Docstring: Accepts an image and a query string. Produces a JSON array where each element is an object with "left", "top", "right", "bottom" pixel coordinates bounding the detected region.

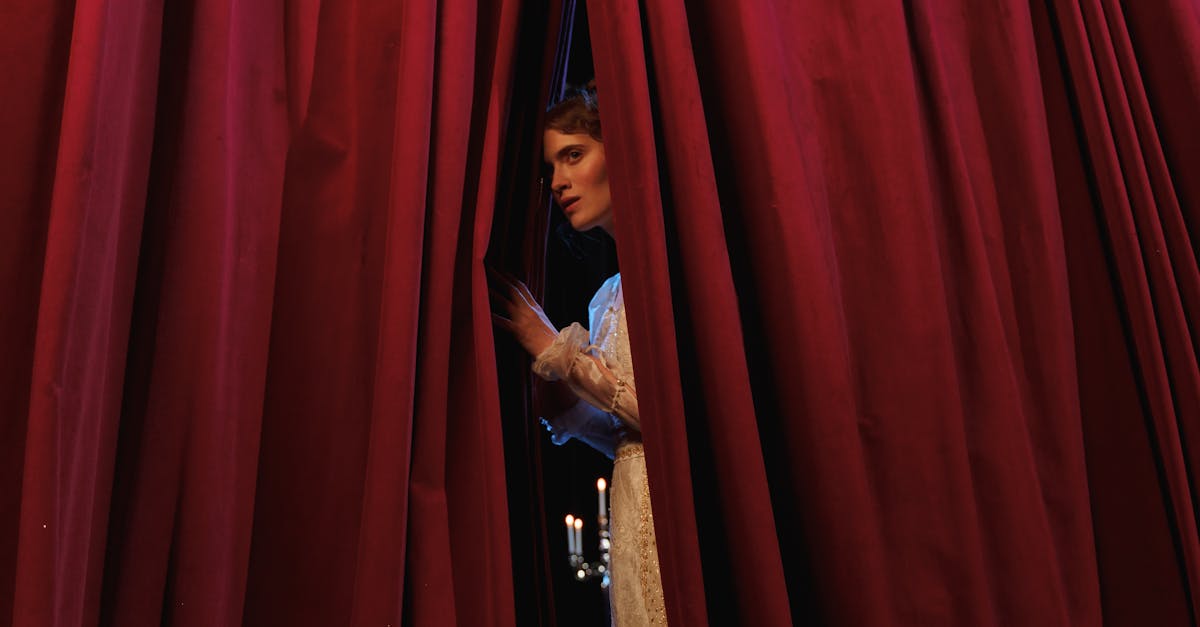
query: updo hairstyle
[{"left": 545, "top": 80, "right": 602, "bottom": 141}]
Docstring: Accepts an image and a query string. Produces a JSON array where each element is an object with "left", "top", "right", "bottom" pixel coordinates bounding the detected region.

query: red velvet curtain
[
  {"left": 5, "top": 0, "right": 1200, "bottom": 625},
  {"left": 1, "top": 0, "right": 531, "bottom": 625},
  {"left": 589, "top": 0, "right": 1200, "bottom": 625}
]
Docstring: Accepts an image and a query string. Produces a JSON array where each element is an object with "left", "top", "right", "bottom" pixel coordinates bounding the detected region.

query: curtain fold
[
  {"left": 4, "top": 0, "right": 1199, "bottom": 625},
  {"left": 11, "top": 1, "right": 165, "bottom": 624},
  {"left": 1, "top": 0, "right": 529, "bottom": 625},
  {"left": 590, "top": 0, "right": 1199, "bottom": 625},
  {"left": 1039, "top": 0, "right": 1200, "bottom": 622}
]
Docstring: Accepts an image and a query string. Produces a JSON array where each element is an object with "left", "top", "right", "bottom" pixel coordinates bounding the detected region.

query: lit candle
[
  {"left": 565, "top": 515, "right": 576, "bottom": 555},
  {"left": 573, "top": 517, "right": 583, "bottom": 556},
  {"left": 597, "top": 478, "right": 608, "bottom": 521}
]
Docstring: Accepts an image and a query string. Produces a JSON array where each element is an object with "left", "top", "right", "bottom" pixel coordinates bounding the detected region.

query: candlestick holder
[
  {"left": 563, "top": 478, "right": 611, "bottom": 588},
  {"left": 567, "top": 512, "right": 610, "bottom": 588}
]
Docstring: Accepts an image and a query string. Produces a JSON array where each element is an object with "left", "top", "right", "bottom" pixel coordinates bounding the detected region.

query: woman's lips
[{"left": 561, "top": 197, "right": 581, "bottom": 213}]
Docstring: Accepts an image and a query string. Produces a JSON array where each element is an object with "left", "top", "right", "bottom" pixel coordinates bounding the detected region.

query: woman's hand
[{"left": 488, "top": 267, "right": 558, "bottom": 358}]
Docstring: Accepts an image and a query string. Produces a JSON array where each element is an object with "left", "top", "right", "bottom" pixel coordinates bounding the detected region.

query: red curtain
[
  {"left": 589, "top": 0, "right": 1199, "bottom": 625},
  {"left": 5, "top": 0, "right": 1200, "bottom": 625},
  {"left": 0, "top": 0, "right": 533, "bottom": 625}
]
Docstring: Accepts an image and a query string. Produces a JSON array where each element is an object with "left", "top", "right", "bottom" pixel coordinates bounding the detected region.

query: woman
[{"left": 490, "top": 84, "right": 667, "bottom": 626}]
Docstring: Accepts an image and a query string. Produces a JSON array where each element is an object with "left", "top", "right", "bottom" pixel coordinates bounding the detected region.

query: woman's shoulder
[
  {"left": 592, "top": 272, "right": 621, "bottom": 301},
  {"left": 600, "top": 272, "right": 621, "bottom": 292},
  {"left": 587, "top": 273, "right": 622, "bottom": 325}
]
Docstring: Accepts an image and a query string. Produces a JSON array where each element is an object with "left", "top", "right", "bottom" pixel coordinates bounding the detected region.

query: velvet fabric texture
[
  {"left": 2, "top": 0, "right": 1199, "bottom": 625},
  {"left": 1, "top": 0, "right": 529, "bottom": 625},
  {"left": 588, "top": 0, "right": 1199, "bottom": 625}
]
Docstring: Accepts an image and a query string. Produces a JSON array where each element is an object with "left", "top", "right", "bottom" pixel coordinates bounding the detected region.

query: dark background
[{"left": 494, "top": 2, "right": 617, "bottom": 625}]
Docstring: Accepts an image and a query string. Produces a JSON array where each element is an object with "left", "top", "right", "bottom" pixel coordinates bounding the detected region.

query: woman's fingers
[
  {"left": 502, "top": 276, "right": 538, "bottom": 310},
  {"left": 489, "top": 284, "right": 537, "bottom": 329},
  {"left": 485, "top": 265, "right": 539, "bottom": 306},
  {"left": 491, "top": 311, "right": 514, "bottom": 331},
  {"left": 484, "top": 268, "right": 548, "bottom": 321},
  {"left": 511, "top": 276, "right": 535, "bottom": 302},
  {"left": 486, "top": 265, "right": 520, "bottom": 289},
  {"left": 487, "top": 282, "right": 510, "bottom": 304},
  {"left": 487, "top": 286, "right": 513, "bottom": 317},
  {"left": 484, "top": 266, "right": 557, "bottom": 356},
  {"left": 485, "top": 267, "right": 513, "bottom": 297}
]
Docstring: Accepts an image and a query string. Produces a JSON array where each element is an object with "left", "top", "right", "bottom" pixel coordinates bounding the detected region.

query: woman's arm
[
  {"left": 489, "top": 268, "right": 639, "bottom": 432},
  {"left": 531, "top": 322, "right": 640, "bottom": 432}
]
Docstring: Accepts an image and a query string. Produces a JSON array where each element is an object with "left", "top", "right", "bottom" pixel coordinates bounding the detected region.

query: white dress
[{"left": 532, "top": 273, "right": 668, "bottom": 626}]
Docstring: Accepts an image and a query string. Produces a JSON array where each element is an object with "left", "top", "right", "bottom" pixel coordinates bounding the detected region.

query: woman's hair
[{"left": 545, "top": 80, "right": 601, "bottom": 141}]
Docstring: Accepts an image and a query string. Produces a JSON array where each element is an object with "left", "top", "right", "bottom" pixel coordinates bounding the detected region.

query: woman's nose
[{"left": 551, "top": 172, "right": 569, "bottom": 193}]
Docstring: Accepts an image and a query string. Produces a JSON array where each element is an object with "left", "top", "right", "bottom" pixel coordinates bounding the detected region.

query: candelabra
[{"left": 563, "top": 478, "right": 611, "bottom": 588}]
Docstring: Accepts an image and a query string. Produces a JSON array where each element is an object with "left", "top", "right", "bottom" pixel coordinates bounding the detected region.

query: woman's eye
[{"left": 568, "top": 150, "right": 583, "bottom": 161}]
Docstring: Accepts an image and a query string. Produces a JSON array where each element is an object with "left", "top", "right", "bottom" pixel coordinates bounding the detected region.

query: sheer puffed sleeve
[
  {"left": 532, "top": 322, "right": 641, "bottom": 432},
  {"left": 539, "top": 399, "right": 622, "bottom": 459}
]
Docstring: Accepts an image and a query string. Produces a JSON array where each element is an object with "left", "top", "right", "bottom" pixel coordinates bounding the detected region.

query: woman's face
[{"left": 543, "top": 129, "right": 612, "bottom": 234}]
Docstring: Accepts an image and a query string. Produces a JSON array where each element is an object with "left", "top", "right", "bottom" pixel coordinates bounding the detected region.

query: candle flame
[
  {"left": 573, "top": 518, "right": 583, "bottom": 530},
  {"left": 597, "top": 478, "right": 607, "bottom": 491},
  {"left": 566, "top": 514, "right": 575, "bottom": 526}
]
